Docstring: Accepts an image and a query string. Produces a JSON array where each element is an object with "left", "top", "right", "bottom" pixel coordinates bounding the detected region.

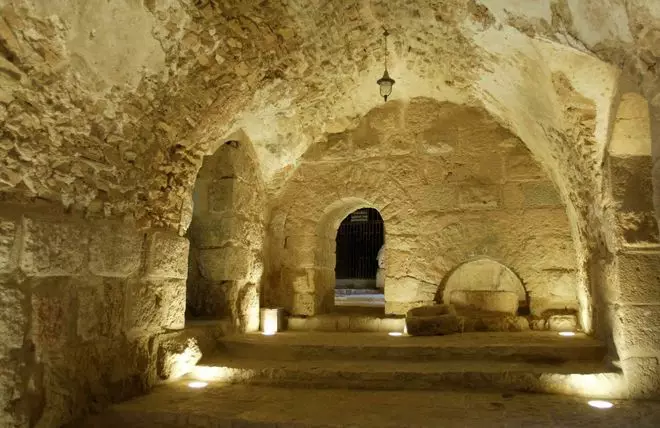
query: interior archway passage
[{"left": 334, "top": 208, "right": 385, "bottom": 308}]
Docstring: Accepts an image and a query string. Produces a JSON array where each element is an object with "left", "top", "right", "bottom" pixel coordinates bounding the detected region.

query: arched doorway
[{"left": 334, "top": 208, "right": 385, "bottom": 308}]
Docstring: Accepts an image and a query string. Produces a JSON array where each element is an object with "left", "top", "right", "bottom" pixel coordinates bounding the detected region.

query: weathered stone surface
[
  {"left": 20, "top": 217, "right": 88, "bottom": 277},
  {"left": 0, "top": 285, "right": 26, "bottom": 351},
  {"left": 189, "top": 216, "right": 251, "bottom": 249},
  {"left": 612, "top": 305, "right": 660, "bottom": 359},
  {"left": 449, "top": 290, "right": 519, "bottom": 314},
  {"left": 406, "top": 312, "right": 461, "bottom": 336},
  {"left": 31, "top": 286, "right": 73, "bottom": 351},
  {"left": 609, "top": 156, "right": 659, "bottom": 245},
  {"left": 460, "top": 313, "right": 530, "bottom": 332},
  {"left": 126, "top": 278, "right": 185, "bottom": 333},
  {"left": 145, "top": 232, "right": 189, "bottom": 279},
  {"left": 0, "top": 218, "right": 17, "bottom": 273},
  {"left": 3, "top": 0, "right": 660, "bottom": 425},
  {"left": 621, "top": 357, "right": 660, "bottom": 398},
  {"left": 407, "top": 304, "right": 456, "bottom": 317},
  {"left": 157, "top": 338, "right": 202, "bottom": 380},
  {"left": 77, "top": 279, "right": 125, "bottom": 341},
  {"left": 0, "top": 361, "right": 24, "bottom": 427},
  {"left": 442, "top": 259, "right": 526, "bottom": 304},
  {"left": 198, "top": 246, "right": 249, "bottom": 281},
  {"left": 547, "top": 315, "right": 578, "bottom": 332},
  {"left": 521, "top": 181, "right": 562, "bottom": 207},
  {"left": 458, "top": 185, "right": 500, "bottom": 209},
  {"left": 292, "top": 292, "right": 315, "bottom": 316},
  {"left": 89, "top": 224, "right": 143, "bottom": 277},
  {"left": 611, "top": 251, "right": 660, "bottom": 304}
]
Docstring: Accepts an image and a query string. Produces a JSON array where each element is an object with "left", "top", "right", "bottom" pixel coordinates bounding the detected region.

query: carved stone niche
[{"left": 441, "top": 258, "right": 527, "bottom": 313}]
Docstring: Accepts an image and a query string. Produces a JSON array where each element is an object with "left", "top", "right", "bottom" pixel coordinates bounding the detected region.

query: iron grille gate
[{"left": 335, "top": 208, "right": 384, "bottom": 279}]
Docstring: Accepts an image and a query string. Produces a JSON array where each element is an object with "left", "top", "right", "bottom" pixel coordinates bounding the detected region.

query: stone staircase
[
  {"left": 86, "top": 330, "right": 629, "bottom": 427},
  {"left": 192, "top": 331, "right": 620, "bottom": 396}
]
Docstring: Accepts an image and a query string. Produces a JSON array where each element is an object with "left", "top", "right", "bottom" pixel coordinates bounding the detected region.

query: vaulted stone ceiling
[{"left": 1, "top": 0, "right": 659, "bottom": 235}]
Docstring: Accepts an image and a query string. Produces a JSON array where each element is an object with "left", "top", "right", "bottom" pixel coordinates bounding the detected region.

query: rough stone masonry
[{"left": 1, "top": 0, "right": 660, "bottom": 426}]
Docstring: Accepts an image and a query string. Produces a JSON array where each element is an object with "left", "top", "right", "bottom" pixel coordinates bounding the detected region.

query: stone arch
[
  {"left": 439, "top": 258, "right": 527, "bottom": 311},
  {"left": 286, "top": 197, "right": 388, "bottom": 315},
  {"left": 186, "top": 136, "right": 266, "bottom": 331},
  {"left": 266, "top": 99, "right": 582, "bottom": 319}
]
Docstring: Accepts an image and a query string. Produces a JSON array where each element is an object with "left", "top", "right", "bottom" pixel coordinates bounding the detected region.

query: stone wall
[
  {"left": 266, "top": 99, "right": 579, "bottom": 318},
  {"left": 0, "top": 203, "right": 189, "bottom": 426},
  {"left": 186, "top": 140, "right": 266, "bottom": 332}
]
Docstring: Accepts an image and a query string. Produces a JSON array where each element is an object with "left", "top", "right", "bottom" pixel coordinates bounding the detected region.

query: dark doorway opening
[{"left": 334, "top": 208, "right": 384, "bottom": 307}]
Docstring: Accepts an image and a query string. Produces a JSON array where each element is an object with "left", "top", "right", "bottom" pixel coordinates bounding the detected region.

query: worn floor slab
[{"left": 87, "top": 382, "right": 660, "bottom": 428}]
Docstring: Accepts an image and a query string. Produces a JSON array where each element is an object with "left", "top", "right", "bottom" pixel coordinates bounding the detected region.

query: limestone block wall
[
  {"left": 0, "top": 203, "right": 188, "bottom": 426},
  {"left": 187, "top": 141, "right": 265, "bottom": 331},
  {"left": 266, "top": 99, "right": 579, "bottom": 318}
]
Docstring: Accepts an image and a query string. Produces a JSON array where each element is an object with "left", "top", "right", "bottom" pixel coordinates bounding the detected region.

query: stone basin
[{"left": 449, "top": 290, "right": 518, "bottom": 315}]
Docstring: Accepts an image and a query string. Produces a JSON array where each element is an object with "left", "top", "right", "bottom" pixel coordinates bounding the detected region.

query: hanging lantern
[{"left": 376, "top": 29, "right": 395, "bottom": 102}]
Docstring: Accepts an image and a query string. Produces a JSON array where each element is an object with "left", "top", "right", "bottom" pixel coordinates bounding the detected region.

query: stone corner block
[
  {"left": 20, "top": 216, "right": 88, "bottom": 277},
  {"left": 89, "top": 223, "right": 144, "bottom": 277},
  {"left": 145, "top": 231, "right": 189, "bottom": 279}
]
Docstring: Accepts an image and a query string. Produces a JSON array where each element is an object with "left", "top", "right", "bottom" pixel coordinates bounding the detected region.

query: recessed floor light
[
  {"left": 559, "top": 332, "right": 576, "bottom": 337},
  {"left": 388, "top": 332, "right": 403, "bottom": 337},
  {"left": 188, "top": 381, "right": 208, "bottom": 389},
  {"left": 588, "top": 400, "right": 613, "bottom": 409}
]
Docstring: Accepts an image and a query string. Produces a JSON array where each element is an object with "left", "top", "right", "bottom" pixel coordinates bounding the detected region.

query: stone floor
[{"left": 88, "top": 381, "right": 660, "bottom": 427}]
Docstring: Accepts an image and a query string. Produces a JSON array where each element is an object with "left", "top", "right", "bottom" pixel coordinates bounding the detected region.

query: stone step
[
  {"left": 218, "top": 331, "right": 608, "bottom": 363},
  {"left": 287, "top": 313, "right": 404, "bottom": 332},
  {"left": 190, "top": 355, "right": 620, "bottom": 396}
]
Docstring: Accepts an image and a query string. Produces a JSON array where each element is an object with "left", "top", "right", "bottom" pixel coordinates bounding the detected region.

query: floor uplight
[
  {"left": 388, "top": 332, "right": 403, "bottom": 337},
  {"left": 559, "top": 332, "right": 576, "bottom": 337},
  {"left": 260, "top": 308, "right": 282, "bottom": 336},
  {"left": 188, "top": 381, "right": 208, "bottom": 389},
  {"left": 588, "top": 400, "right": 613, "bottom": 409}
]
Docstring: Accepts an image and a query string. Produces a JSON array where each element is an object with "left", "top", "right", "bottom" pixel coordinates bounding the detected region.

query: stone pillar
[
  {"left": 608, "top": 135, "right": 660, "bottom": 397},
  {"left": 187, "top": 141, "right": 265, "bottom": 331}
]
